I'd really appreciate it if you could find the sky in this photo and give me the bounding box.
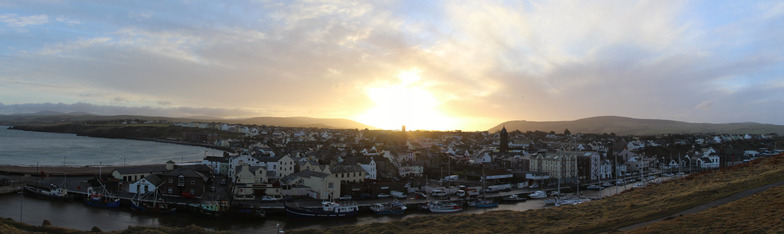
[1,0,783,131]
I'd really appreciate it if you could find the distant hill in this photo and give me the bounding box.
[488,116,784,135]
[0,113,376,130]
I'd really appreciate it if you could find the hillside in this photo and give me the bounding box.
[0,112,375,130]
[488,116,784,135]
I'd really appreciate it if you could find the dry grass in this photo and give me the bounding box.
[296,154,784,234]
[631,185,784,233]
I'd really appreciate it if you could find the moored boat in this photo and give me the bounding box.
[85,186,120,208]
[370,200,407,215]
[190,200,230,217]
[528,190,547,199]
[284,201,359,218]
[23,184,72,201]
[428,200,462,213]
[131,200,176,214]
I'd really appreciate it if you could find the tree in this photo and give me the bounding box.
[564,129,571,136]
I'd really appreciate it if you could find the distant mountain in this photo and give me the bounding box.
[0,113,376,130]
[488,116,784,135]
[225,116,375,129]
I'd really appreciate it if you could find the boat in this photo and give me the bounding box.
[554,195,591,207]
[528,190,547,199]
[473,199,498,208]
[130,189,176,215]
[427,200,463,213]
[586,184,604,190]
[370,200,407,215]
[284,201,359,218]
[501,194,528,203]
[190,200,230,217]
[23,184,72,201]
[85,186,120,208]
[229,204,266,220]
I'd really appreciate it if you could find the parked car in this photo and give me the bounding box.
[414,192,428,199]
[377,193,391,198]
[261,196,279,202]
[339,195,352,200]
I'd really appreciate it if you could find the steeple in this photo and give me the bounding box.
[500,126,509,154]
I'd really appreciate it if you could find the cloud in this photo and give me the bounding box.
[0,14,48,27]
[0,1,782,129]
[55,16,80,25]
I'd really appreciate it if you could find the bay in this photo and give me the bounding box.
[0,126,224,166]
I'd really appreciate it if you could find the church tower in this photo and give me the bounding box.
[500,126,509,154]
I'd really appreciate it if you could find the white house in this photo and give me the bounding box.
[359,157,377,180]
[129,174,162,195]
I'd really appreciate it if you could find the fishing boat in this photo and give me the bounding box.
[586,184,604,190]
[23,184,72,201]
[370,200,407,215]
[427,200,463,213]
[473,199,498,208]
[130,189,176,215]
[85,186,120,208]
[229,204,266,220]
[190,200,230,217]
[284,201,359,218]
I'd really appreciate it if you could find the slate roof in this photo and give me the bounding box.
[114,165,168,175]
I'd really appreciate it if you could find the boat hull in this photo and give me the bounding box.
[284,206,359,218]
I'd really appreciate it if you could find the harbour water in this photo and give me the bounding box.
[0,126,223,166]
[0,126,632,233]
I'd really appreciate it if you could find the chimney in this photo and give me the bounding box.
[166,160,175,171]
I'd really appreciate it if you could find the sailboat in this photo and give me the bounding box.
[471,163,498,208]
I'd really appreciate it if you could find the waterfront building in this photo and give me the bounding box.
[129,174,161,195]
[112,165,168,182]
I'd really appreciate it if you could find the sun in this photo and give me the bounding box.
[356,70,457,131]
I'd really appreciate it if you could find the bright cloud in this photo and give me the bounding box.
[0,0,782,130]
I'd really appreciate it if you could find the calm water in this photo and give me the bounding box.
[0,126,631,232]
[0,126,223,166]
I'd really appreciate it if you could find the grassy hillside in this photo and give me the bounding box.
[295,153,784,233]
[631,185,784,233]
[489,116,784,135]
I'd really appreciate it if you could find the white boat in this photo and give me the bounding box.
[528,190,547,199]
[554,196,590,207]
[428,200,463,213]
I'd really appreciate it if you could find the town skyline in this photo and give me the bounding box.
[2,1,783,131]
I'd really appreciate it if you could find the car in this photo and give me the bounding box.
[377,193,391,198]
[339,195,352,200]
[414,192,428,199]
[529,184,539,189]
[261,196,279,202]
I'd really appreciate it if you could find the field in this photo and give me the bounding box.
[295,153,784,233]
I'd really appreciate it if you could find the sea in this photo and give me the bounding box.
[0,126,627,233]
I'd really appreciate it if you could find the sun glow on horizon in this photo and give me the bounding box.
[356,70,458,131]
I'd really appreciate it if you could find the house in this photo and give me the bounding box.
[577,151,601,181]
[112,165,168,182]
[128,174,162,195]
[280,171,341,199]
[529,151,577,182]
[158,162,211,199]
[398,161,424,177]
[201,156,230,175]
[329,164,366,184]
[232,162,262,200]
[358,157,377,180]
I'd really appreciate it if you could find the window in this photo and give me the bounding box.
[190,179,195,185]
[168,178,173,183]
[168,188,173,194]
[328,183,334,189]
[144,185,149,193]
[178,175,185,187]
